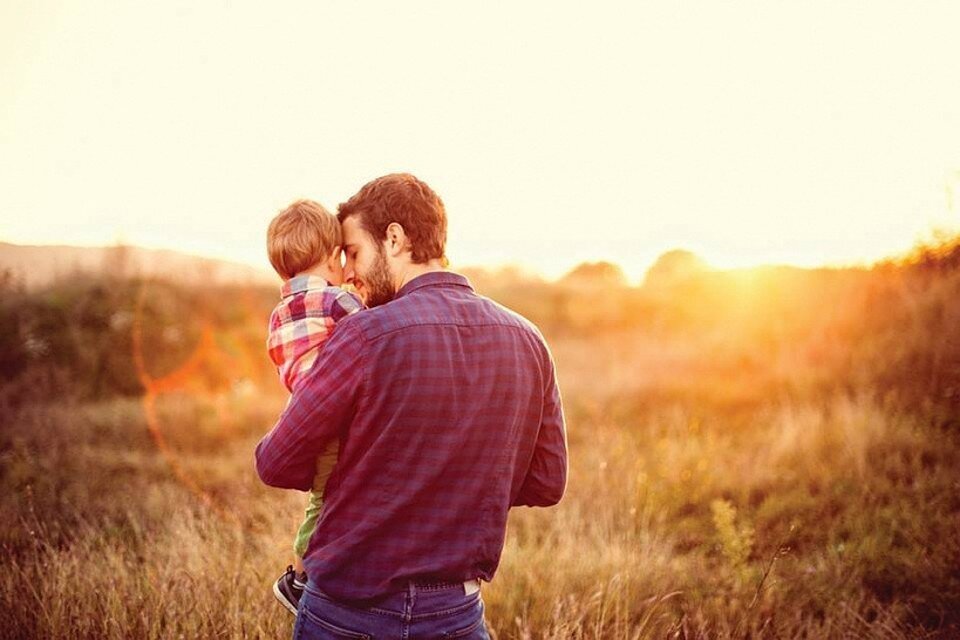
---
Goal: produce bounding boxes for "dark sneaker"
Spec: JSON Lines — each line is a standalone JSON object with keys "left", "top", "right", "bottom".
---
{"left": 273, "top": 565, "right": 306, "bottom": 615}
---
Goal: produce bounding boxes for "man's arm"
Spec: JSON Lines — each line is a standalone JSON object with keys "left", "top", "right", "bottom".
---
{"left": 513, "top": 346, "right": 568, "bottom": 507}
{"left": 255, "top": 321, "right": 364, "bottom": 490}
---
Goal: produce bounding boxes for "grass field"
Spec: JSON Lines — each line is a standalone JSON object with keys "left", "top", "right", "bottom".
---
{"left": 2, "top": 244, "right": 959, "bottom": 638}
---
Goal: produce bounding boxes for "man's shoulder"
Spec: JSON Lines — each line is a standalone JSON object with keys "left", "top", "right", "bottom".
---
{"left": 475, "top": 293, "right": 546, "bottom": 337}
{"left": 346, "top": 287, "right": 547, "bottom": 345}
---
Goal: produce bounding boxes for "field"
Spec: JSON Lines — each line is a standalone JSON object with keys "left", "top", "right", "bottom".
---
{"left": 1, "top": 242, "right": 959, "bottom": 639}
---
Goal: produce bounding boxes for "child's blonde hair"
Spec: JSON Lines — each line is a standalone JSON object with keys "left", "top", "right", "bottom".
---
{"left": 267, "top": 199, "right": 342, "bottom": 280}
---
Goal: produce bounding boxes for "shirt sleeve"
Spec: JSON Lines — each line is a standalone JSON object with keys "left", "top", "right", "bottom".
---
{"left": 255, "top": 320, "right": 365, "bottom": 490}
{"left": 330, "top": 289, "right": 364, "bottom": 322}
{"left": 512, "top": 342, "right": 568, "bottom": 507}
{"left": 265, "top": 304, "right": 285, "bottom": 369}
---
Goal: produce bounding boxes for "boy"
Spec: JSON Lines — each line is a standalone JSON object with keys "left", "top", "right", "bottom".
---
{"left": 264, "top": 199, "right": 363, "bottom": 614}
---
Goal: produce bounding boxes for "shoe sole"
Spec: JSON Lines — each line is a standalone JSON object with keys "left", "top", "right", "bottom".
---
{"left": 272, "top": 581, "right": 300, "bottom": 616}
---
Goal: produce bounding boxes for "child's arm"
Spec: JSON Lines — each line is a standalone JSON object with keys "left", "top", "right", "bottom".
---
{"left": 256, "top": 320, "right": 365, "bottom": 490}
{"left": 329, "top": 289, "right": 364, "bottom": 322}
{"left": 267, "top": 287, "right": 364, "bottom": 396}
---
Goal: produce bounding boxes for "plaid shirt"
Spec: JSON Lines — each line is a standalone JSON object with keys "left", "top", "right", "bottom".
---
{"left": 267, "top": 275, "right": 363, "bottom": 392}
{"left": 256, "top": 271, "right": 567, "bottom": 602}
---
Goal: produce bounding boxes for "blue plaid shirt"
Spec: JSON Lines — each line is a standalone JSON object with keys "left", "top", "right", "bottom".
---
{"left": 255, "top": 271, "right": 567, "bottom": 602}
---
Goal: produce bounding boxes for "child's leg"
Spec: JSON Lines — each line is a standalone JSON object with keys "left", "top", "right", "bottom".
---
{"left": 292, "top": 489, "right": 325, "bottom": 563}
{"left": 274, "top": 493, "right": 322, "bottom": 615}
{"left": 290, "top": 441, "right": 339, "bottom": 572}
{"left": 275, "top": 443, "right": 340, "bottom": 614}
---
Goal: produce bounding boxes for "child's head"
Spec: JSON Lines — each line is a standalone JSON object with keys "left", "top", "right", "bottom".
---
{"left": 267, "top": 199, "right": 343, "bottom": 283}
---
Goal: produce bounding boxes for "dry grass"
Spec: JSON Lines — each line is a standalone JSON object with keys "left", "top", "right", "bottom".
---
{"left": 2, "top": 245, "right": 960, "bottom": 638}
{"left": 2, "top": 387, "right": 958, "bottom": 638}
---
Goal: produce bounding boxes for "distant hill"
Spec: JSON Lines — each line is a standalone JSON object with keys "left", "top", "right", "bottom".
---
{"left": 0, "top": 242, "right": 276, "bottom": 290}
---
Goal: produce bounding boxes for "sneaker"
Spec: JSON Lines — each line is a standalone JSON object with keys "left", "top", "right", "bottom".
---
{"left": 272, "top": 565, "right": 306, "bottom": 615}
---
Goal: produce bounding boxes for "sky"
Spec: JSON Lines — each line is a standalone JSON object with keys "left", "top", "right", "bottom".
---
{"left": 2, "top": 1, "right": 959, "bottom": 282}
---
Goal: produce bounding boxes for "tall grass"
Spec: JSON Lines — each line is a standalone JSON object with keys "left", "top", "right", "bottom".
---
{"left": 2, "top": 240, "right": 960, "bottom": 638}
{"left": 3, "top": 393, "right": 957, "bottom": 637}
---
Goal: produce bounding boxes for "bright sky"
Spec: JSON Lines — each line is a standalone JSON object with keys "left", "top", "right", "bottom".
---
{"left": 2, "top": 2, "right": 959, "bottom": 282}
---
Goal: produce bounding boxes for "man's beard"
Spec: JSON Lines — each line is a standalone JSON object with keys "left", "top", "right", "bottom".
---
{"left": 361, "top": 246, "right": 396, "bottom": 308}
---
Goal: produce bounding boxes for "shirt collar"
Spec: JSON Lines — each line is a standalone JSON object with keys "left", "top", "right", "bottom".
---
{"left": 280, "top": 274, "right": 331, "bottom": 299}
{"left": 395, "top": 271, "right": 474, "bottom": 299}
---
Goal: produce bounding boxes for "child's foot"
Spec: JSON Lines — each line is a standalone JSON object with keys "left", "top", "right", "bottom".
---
{"left": 272, "top": 565, "right": 306, "bottom": 615}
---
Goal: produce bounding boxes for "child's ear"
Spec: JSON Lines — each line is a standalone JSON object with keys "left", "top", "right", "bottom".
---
{"left": 328, "top": 246, "right": 342, "bottom": 268}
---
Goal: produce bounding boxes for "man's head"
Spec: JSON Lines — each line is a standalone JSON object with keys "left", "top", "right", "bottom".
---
{"left": 337, "top": 173, "right": 447, "bottom": 307}
{"left": 267, "top": 199, "right": 343, "bottom": 282}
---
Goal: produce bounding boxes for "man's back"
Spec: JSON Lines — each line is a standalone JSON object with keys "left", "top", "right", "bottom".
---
{"left": 256, "top": 272, "right": 567, "bottom": 602}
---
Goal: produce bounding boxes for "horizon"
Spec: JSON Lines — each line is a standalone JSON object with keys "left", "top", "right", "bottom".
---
{"left": 1, "top": 234, "right": 944, "bottom": 288}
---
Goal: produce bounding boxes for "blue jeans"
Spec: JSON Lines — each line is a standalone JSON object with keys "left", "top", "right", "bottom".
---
{"left": 293, "top": 580, "right": 490, "bottom": 640}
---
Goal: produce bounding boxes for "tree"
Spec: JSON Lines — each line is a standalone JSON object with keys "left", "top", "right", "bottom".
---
{"left": 644, "top": 249, "right": 707, "bottom": 288}
{"left": 561, "top": 261, "right": 627, "bottom": 287}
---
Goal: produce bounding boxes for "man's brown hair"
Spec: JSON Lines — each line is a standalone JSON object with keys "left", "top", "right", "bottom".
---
{"left": 267, "top": 199, "right": 342, "bottom": 280}
{"left": 337, "top": 173, "right": 447, "bottom": 264}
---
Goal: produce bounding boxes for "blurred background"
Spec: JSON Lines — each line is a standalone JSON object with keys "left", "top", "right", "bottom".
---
{"left": 2, "top": 2, "right": 959, "bottom": 638}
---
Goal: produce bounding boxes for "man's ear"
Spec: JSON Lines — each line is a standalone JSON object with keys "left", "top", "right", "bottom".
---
{"left": 384, "top": 223, "right": 409, "bottom": 257}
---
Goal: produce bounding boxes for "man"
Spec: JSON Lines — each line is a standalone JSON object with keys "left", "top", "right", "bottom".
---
{"left": 255, "top": 173, "right": 567, "bottom": 639}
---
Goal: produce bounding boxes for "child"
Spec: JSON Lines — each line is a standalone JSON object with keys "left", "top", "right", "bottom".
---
{"left": 264, "top": 199, "right": 363, "bottom": 614}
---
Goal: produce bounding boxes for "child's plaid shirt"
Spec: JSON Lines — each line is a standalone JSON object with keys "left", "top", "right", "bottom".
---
{"left": 267, "top": 275, "right": 364, "bottom": 392}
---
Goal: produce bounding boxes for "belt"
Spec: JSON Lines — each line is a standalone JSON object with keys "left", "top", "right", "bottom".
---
{"left": 412, "top": 579, "right": 481, "bottom": 596}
